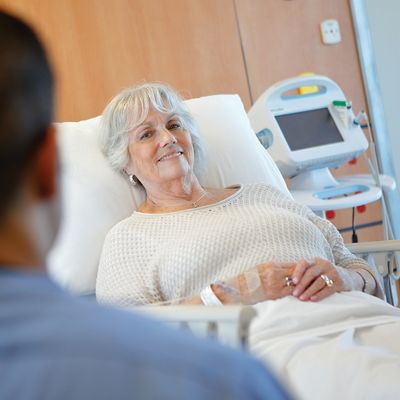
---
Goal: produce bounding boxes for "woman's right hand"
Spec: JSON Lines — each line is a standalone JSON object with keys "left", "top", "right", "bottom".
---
{"left": 213, "top": 262, "right": 296, "bottom": 305}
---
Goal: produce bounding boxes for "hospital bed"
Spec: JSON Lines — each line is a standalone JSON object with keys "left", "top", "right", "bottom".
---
{"left": 48, "top": 92, "right": 400, "bottom": 350}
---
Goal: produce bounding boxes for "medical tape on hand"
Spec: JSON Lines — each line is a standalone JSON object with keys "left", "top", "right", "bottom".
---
{"left": 243, "top": 269, "right": 261, "bottom": 293}
{"left": 214, "top": 269, "right": 262, "bottom": 304}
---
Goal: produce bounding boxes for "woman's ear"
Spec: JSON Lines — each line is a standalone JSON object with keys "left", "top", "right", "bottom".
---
{"left": 33, "top": 125, "right": 57, "bottom": 199}
{"left": 124, "top": 162, "right": 135, "bottom": 176}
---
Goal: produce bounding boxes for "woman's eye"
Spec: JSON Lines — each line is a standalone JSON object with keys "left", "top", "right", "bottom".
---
{"left": 168, "top": 121, "right": 182, "bottom": 130}
{"left": 139, "top": 131, "right": 153, "bottom": 140}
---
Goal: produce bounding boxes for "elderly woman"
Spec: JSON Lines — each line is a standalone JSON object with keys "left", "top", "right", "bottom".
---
{"left": 96, "top": 82, "right": 379, "bottom": 306}
{"left": 96, "top": 82, "right": 400, "bottom": 400}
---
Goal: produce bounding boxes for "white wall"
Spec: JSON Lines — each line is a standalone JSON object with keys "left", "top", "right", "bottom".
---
{"left": 364, "top": 0, "right": 400, "bottom": 182}
{"left": 351, "top": 0, "right": 400, "bottom": 238}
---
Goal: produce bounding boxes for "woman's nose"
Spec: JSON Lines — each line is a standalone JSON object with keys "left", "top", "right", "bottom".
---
{"left": 159, "top": 128, "right": 177, "bottom": 147}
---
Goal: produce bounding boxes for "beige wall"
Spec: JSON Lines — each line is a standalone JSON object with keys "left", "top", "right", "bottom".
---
{"left": 0, "top": 0, "right": 251, "bottom": 119}
{"left": 0, "top": 0, "right": 383, "bottom": 242}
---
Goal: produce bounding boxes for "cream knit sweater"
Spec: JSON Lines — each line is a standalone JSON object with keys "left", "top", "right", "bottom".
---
{"left": 96, "top": 184, "right": 378, "bottom": 306}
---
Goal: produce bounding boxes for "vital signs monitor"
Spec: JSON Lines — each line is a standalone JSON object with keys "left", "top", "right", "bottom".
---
{"left": 247, "top": 75, "right": 394, "bottom": 211}
{"left": 248, "top": 75, "right": 368, "bottom": 179}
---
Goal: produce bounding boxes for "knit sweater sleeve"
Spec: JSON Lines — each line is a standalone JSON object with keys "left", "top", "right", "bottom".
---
{"left": 306, "top": 210, "right": 384, "bottom": 299}
{"left": 96, "top": 220, "right": 165, "bottom": 306}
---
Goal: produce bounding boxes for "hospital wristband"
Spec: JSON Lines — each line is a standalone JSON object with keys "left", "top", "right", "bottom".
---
{"left": 200, "top": 285, "right": 223, "bottom": 306}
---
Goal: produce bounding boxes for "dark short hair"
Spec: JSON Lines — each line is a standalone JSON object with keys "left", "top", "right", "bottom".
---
{"left": 0, "top": 11, "right": 54, "bottom": 218}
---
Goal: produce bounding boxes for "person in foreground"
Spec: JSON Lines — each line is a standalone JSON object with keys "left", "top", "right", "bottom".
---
{"left": 0, "top": 10, "right": 293, "bottom": 400}
{"left": 97, "top": 82, "right": 400, "bottom": 400}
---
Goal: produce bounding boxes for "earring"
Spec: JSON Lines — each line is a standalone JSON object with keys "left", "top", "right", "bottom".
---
{"left": 128, "top": 174, "right": 138, "bottom": 186}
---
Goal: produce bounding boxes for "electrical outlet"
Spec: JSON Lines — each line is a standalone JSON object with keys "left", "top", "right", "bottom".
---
{"left": 320, "top": 19, "right": 341, "bottom": 45}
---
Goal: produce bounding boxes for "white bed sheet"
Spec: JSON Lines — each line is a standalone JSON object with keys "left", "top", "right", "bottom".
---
{"left": 250, "top": 292, "right": 400, "bottom": 400}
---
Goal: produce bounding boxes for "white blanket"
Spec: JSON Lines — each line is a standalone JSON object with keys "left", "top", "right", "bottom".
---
{"left": 249, "top": 292, "right": 400, "bottom": 400}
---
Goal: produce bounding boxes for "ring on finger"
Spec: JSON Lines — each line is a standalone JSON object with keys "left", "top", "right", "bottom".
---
{"left": 285, "top": 276, "right": 295, "bottom": 287}
{"left": 320, "top": 274, "right": 334, "bottom": 287}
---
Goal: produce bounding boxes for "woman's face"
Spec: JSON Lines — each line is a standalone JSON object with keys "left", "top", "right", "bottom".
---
{"left": 126, "top": 109, "right": 194, "bottom": 186}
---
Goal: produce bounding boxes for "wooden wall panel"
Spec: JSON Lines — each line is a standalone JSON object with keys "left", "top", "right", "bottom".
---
{"left": 235, "top": 0, "right": 383, "bottom": 242}
{"left": 0, "top": 0, "right": 384, "bottom": 241}
{"left": 0, "top": 0, "right": 250, "bottom": 120}
{"left": 235, "top": 0, "right": 364, "bottom": 107}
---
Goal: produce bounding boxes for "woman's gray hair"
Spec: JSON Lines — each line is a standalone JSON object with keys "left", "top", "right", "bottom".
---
{"left": 100, "top": 82, "right": 205, "bottom": 178}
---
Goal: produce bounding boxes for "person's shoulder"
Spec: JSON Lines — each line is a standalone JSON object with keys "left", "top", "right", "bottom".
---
{"left": 85, "top": 302, "right": 289, "bottom": 400}
{"left": 103, "top": 212, "right": 144, "bottom": 242}
{"left": 1, "top": 274, "right": 290, "bottom": 399}
{"left": 43, "top": 295, "right": 290, "bottom": 399}
{"left": 242, "top": 182, "right": 292, "bottom": 199}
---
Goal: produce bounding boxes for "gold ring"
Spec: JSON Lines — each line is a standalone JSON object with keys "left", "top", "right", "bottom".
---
{"left": 320, "top": 274, "right": 334, "bottom": 287}
{"left": 285, "top": 276, "right": 295, "bottom": 287}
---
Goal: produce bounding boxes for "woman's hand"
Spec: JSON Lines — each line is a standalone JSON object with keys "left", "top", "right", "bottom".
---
{"left": 291, "top": 258, "right": 353, "bottom": 302}
{"left": 213, "top": 262, "right": 297, "bottom": 305}
{"left": 204, "top": 258, "right": 366, "bottom": 306}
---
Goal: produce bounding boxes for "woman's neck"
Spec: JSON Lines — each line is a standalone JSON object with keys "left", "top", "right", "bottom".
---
{"left": 140, "top": 176, "right": 210, "bottom": 213}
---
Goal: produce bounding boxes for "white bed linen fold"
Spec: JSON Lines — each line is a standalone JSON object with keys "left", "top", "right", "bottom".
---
{"left": 250, "top": 292, "right": 400, "bottom": 400}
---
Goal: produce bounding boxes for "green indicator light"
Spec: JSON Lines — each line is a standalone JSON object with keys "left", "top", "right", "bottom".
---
{"left": 332, "top": 100, "right": 347, "bottom": 107}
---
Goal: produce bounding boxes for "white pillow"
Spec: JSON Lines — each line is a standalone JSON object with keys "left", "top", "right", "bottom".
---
{"left": 48, "top": 94, "right": 289, "bottom": 294}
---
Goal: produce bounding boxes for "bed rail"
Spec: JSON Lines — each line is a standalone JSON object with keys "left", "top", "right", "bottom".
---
{"left": 136, "top": 305, "right": 257, "bottom": 349}
{"left": 347, "top": 240, "right": 400, "bottom": 306}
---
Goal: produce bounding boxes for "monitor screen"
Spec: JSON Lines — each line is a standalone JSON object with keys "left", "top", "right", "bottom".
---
{"left": 275, "top": 108, "right": 344, "bottom": 151}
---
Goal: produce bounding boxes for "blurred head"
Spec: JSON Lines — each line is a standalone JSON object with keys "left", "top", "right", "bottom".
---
{"left": 0, "top": 11, "right": 57, "bottom": 263}
{"left": 100, "top": 82, "right": 205, "bottom": 187}
{"left": 0, "top": 10, "right": 54, "bottom": 219}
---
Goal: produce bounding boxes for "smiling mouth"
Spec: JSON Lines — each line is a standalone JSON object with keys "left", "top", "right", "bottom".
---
{"left": 157, "top": 151, "right": 183, "bottom": 162}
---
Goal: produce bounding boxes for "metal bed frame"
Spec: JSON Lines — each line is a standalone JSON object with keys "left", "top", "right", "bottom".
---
{"left": 347, "top": 240, "right": 400, "bottom": 306}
